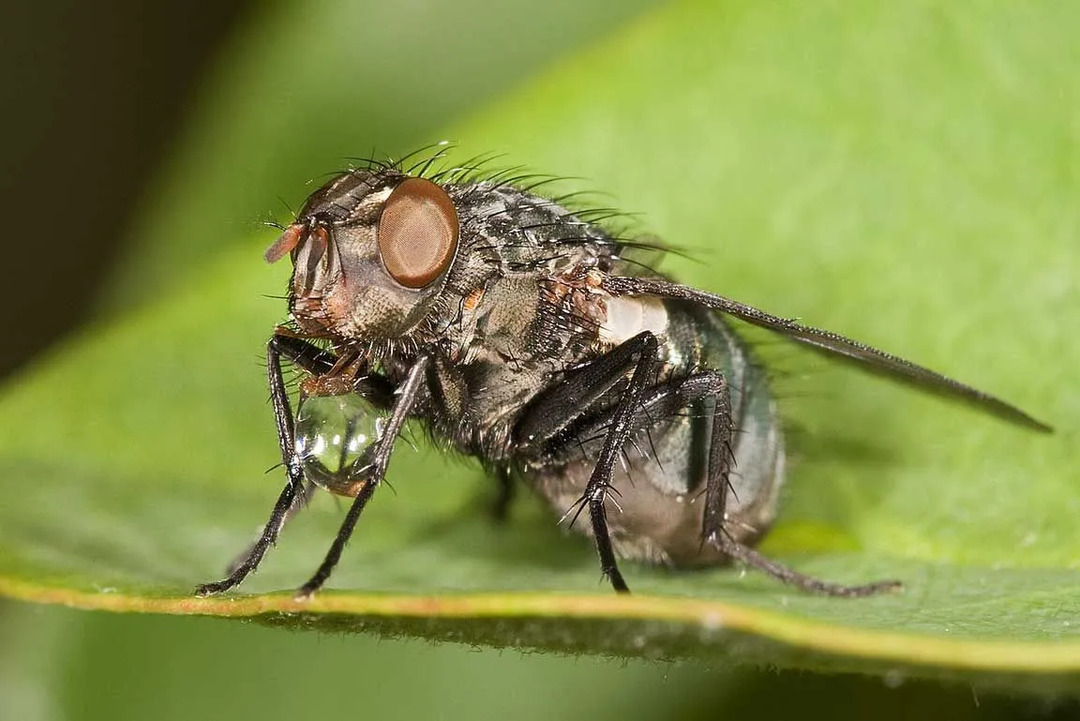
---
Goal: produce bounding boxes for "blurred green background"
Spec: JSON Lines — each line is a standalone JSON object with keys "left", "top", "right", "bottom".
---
{"left": 1, "top": 0, "right": 1077, "bottom": 718}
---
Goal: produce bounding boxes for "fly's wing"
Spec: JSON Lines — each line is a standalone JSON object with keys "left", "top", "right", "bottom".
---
{"left": 601, "top": 276, "right": 1051, "bottom": 432}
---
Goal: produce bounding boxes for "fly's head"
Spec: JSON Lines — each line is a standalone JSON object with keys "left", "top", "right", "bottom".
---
{"left": 264, "top": 169, "right": 461, "bottom": 344}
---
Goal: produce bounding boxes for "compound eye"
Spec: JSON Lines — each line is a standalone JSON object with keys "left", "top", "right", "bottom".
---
{"left": 377, "top": 177, "right": 459, "bottom": 288}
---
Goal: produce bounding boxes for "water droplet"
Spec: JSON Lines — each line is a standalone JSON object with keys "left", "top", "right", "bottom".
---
{"left": 294, "top": 392, "right": 389, "bottom": 495}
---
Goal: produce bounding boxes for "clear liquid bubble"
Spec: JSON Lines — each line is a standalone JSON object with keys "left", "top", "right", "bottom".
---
{"left": 294, "top": 392, "right": 388, "bottom": 496}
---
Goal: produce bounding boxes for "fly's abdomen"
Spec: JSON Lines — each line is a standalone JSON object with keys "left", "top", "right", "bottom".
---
{"left": 524, "top": 299, "right": 785, "bottom": 567}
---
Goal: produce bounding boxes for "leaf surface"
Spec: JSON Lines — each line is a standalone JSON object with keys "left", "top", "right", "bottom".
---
{"left": 1, "top": 0, "right": 1077, "bottom": 679}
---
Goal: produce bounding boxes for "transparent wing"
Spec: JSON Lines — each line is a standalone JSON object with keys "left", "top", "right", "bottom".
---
{"left": 602, "top": 275, "right": 1051, "bottom": 432}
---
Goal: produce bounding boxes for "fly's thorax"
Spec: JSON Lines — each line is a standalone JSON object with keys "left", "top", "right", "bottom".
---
{"left": 451, "top": 273, "right": 715, "bottom": 453}
{"left": 467, "top": 268, "right": 659, "bottom": 373}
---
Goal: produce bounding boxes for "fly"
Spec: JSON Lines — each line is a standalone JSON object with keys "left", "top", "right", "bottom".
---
{"left": 196, "top": 150, "right": 1051, "bottom": 599}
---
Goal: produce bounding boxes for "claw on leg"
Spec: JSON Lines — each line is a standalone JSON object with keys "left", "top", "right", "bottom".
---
{"left": 711, "top": 531, "right": 902, "bottom": 598}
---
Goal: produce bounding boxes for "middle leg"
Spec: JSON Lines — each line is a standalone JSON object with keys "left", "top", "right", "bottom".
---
{"left": 516, "top": 331, "right": 663, "bottom": 593}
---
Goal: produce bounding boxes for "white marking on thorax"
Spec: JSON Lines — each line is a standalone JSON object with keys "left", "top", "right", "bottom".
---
{"left": 598, "top": 295, "right": 669, "bottom": 345}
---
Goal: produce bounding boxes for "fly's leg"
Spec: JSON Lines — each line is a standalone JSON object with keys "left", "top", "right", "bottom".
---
{"left": 516, "top": 331, "right": 662, "bottom": 593}
{"left": 709, "top": 534, "right": 900, "bottom": 597}
{"left": 196, "top": 334, "right": 326, "bottom": 595}
{"left": 223, "top": 479, "right": 317, "bottom": 577}
{"left": 295, "top": 354, "right": 431, "bottom": 599}
{"left": 522, "top": 353, "right": 900, "bottom": 597}
{"left": 695, "top": 373, "right": 734, "bottom": 558}
{"left": 695, "top": 379, "right": 901, "bottom": 597}
{"left": 198, "top": 332, "right": 396, "bottom": 595}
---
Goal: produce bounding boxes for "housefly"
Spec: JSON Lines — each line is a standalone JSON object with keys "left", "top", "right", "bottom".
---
{"left": 196, "top": 150, "right": 1051, "bottom": 599}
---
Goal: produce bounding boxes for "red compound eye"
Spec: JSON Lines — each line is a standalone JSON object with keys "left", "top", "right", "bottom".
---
{"left": 377, "top": 177, "right": 459, "bottom": 288}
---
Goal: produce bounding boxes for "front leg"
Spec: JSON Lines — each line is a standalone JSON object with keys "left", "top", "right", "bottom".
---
{"left": 295, "top": 353, "right": 431, "bottom": 598}
{"left": 197, "top": 331, "right": 395, "bottom": 596}
{"left": 196, "top": 333, "right": 321, "bottom": 595}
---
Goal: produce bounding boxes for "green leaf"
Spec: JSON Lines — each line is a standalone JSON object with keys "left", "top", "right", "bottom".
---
{"left": 2, "top": 0, "right": 1077, "bottom": 681}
